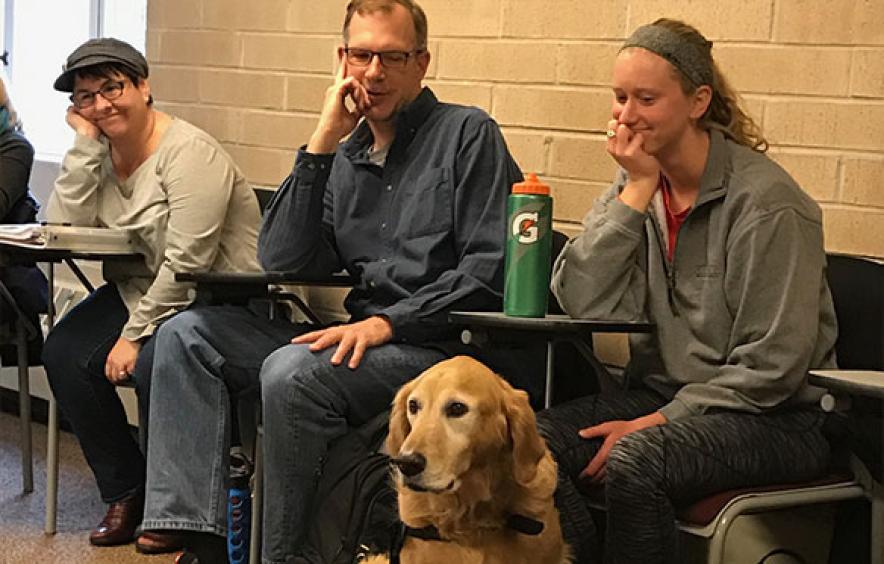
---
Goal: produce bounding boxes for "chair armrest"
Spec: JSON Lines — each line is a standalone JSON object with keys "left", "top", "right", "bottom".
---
{"left": 808, "top": 370, "right": 884, "bottom": 401}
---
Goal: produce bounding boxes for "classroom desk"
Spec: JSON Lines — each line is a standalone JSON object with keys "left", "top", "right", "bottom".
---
{"left": 176, "top": 270, "right": 356, "bottom": 323}
{"left": 809, "top": 369, "right": 884, "bottom": 564}
{"left": 448, "top": 311, "right": 653, "bottom": 408}
{"left": 0, "top": 241, "right": 141, "bottom": 534}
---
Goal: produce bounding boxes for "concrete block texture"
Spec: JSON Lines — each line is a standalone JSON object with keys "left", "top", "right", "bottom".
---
{"left": 842, "top": 158, "right": 884, "bottom": 208}
{"left": 145, "top": 0, "right": 884, "bottom": 259}
{"left": 158, "top": 30, "right": 242, "bottom": 67}
{"left": 766, "top": 100, "right": 884, "bottom": 152}
{"left": 203, "top": 0, "right": 293, "bottom": 31}
{"left": 851, "top": 49, "right": 884, "bottom": 98}
{"left": 775, "top": 0, "right": 884, "bottom": 45}
{"left": 501, "top": 0, "right": 628, "bottom": 40}
{"left": 148, "top": 0, "right": 201, "bottom": 29}
{"left": 822, "top": 205, "right": 884, "bottom": 257}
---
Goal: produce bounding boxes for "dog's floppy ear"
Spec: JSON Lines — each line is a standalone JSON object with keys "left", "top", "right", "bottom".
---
{"left": 505, "top": 386, "right": 548, "bottom": 486}
{"left": 386, "top": 377, "right": 417, "bottom": 456}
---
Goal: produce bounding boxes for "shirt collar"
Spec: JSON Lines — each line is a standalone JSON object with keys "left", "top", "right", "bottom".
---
{"left": 343, "top": 87, "right": 438, "bottom": 161}
{"left": 695, "top": 128, "right": 731, "bottom": 207}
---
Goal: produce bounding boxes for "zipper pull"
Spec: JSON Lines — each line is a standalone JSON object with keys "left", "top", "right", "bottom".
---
{"left": 667, "top": 267, "right": 680, "bottom": 317}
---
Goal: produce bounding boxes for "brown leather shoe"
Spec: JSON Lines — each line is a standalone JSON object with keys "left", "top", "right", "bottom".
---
{"left": 135, "top": 530, "right": 186, "bottom": 554}
{"left": 88, "top": 493, "right": 144, "bottom": 546}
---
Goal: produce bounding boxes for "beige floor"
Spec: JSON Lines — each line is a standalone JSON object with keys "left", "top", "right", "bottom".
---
{"left": 0, "top": 410, "right": 170, "bottom": 563}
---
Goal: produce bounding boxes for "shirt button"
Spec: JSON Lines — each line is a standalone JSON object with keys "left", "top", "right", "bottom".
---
{"left": 381, "top": 258, "right": 388, "bottom": 263}
{"left": 307, "top": 163, "right": 315, "bottom": 170}
{"left": 386, "top": 185, "right": 393, "bottom": 192}
{"left": 369, "top": 281, "right": 376, "bottom": 288}
{"left": 381, "top": 222, "right": 387, "bottom": 230}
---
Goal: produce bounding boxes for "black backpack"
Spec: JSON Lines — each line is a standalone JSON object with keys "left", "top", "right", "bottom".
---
{"left": 0, "top": 191, "right": 48, "bottom": 366}
{"left": 296, "top": 410, "right": 400, "bottom": 564}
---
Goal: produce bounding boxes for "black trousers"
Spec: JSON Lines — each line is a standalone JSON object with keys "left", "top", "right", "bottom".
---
{"left": 43, "top": 284, "right": 156, "bottom": 503}
{"left": 536, "top": 389, "right": 832, "bottom": 564}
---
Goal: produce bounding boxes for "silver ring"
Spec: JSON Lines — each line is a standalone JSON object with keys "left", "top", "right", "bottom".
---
{"left": 606, "top": 129, "right": 616, "bottom": 138}
{"left": 118, "top": 370, "right": 128, "bottom": 377}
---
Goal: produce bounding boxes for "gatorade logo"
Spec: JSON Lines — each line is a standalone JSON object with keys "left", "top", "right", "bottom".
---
{"left": 512, "top": 212, "right": 539, "bottom": 244}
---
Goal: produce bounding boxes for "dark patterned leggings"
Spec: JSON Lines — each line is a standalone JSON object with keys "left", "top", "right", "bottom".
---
{"left": 536, "top": 389, "right": 832, "bottom": 564}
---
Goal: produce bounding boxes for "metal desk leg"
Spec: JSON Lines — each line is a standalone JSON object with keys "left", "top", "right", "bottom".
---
{"left": 17, "top": 318, "right": 33, "bottom": 493}
{"left": 249, "top": 427, "right": 263, "bottom": 564}
{"left": 44, "top": 262, "right": 58, "bottom": 535}
{"left": 544, "top": 341, "right": 554, "bottom": 409}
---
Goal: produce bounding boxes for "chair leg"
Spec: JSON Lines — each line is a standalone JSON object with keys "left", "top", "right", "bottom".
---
{"left": 16, "top": 318, "right": 33, "bottom": 493}
{"left": 249, "top": 427, "right": 263, "bottom": 564}
{"left": 44, "top": 397, "right": 59, "bottom": 534}
{"left": 44, "top": 263, "right": 59, "bottom": 535}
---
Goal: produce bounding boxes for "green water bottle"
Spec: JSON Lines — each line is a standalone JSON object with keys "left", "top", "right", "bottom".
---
{"left": 504, "top": 173, "right": 553, "bottom": 317}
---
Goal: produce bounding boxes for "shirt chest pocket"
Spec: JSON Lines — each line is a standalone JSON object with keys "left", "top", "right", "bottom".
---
{"left": 397, "top": 167, "right": 453, "bottom": 238}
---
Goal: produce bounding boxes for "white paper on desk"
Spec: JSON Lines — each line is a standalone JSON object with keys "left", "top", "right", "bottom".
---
{"left": 0, "top": 223, "right": 137, "bottom": 253}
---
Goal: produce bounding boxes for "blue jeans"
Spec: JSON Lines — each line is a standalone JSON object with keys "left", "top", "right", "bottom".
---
{"left": 42, "top": 284, "right": 156, "bottom": 503}
{"left": 141, "top": 304, "right": 446, "bottom": 564}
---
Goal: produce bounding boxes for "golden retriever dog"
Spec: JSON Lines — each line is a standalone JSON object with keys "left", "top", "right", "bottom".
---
{"left": 364, "top": 355, "right": 570, "bottom": 564}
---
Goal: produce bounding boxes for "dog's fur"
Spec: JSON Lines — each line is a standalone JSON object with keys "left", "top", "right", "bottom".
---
{"left": 365, "top": 356, "right": 570, "bottom": 564}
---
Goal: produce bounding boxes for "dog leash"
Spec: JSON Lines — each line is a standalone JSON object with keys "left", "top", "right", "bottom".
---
{"left": 388, "top": 514, "right": 544, "bottom": 563}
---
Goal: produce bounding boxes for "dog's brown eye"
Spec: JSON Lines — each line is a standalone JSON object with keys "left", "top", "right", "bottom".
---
{"left": 408, "top": 398, "right": 421, "bottom": 414}
{"left": 445, "top": 401, "right": 468, "bottom": 418}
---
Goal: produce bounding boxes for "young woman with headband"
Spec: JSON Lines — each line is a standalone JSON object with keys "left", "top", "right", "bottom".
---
{"left": 538, "top": 19, "right": 837, "bottom": 563}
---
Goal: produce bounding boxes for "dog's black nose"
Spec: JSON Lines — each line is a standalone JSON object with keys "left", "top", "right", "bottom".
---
{"left": 392, "top": 453, "right": 426, "bottom": 477}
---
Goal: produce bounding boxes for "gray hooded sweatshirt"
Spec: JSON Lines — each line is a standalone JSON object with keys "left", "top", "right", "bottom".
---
{"left": 552, "top": 130, "right": 837, "bottom": 421}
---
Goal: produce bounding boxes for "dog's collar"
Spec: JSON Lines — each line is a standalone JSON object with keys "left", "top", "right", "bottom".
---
{"left": 389, "top": 516, "right": 544, "bottom": 564}
{"left": 405, "top": 513, "right": 544, "bottom": 541}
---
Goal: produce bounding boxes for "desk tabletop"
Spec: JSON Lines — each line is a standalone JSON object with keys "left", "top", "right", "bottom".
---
{"left": 0, "top": 242, "right": 140, "bottom": 263}
{"left": 176, "top": 270, "right": 356, "bottom": 287}
{"left": 449, "top": 311, "right": 654, "bottom": 334}
{"left": 808, "top": 370, "right": 884, "bottom": 400}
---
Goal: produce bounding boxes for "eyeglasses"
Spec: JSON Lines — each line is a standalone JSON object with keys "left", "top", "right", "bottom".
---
{"left": 343, "top": 47, "right": 424, "bottom": 69}
{"left": 70, "top": 80, "right": 126, "bottom": 109}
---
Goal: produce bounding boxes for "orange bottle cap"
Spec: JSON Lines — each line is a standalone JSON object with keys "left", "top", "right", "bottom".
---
{"left": 512, "top": 173, "right": 550, "bottom": 196}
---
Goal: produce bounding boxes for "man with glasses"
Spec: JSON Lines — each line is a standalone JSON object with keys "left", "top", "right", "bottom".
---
{"left": 141, "top": 1, "right": 522, "bottom": 561}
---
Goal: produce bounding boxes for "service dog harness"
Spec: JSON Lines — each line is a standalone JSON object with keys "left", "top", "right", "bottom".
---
{"left": 388, "top": 514, "right": 544, "bottom": 564}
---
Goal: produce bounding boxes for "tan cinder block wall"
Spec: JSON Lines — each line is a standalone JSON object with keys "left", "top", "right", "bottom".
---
{"left": 148, "top": 0, "right": 884, "bottom": 260}
{"left": 147, "top": 0, "right": 883, "bottom": 364}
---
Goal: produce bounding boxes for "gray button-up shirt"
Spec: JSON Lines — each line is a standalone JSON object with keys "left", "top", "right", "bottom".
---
{"left": 259, "top": 88, "right": 522, "bottom": 343}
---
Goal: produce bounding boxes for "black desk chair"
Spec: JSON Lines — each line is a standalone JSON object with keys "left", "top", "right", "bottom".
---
{"left": 0, "top": 275, "right": 46, "bottom": 493}
{"left": 676, "top": 253, "right": 882, "bottom": 563}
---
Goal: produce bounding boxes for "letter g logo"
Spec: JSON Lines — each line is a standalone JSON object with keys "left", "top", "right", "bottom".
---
{"left": 512, "top": 212, "right": 539, "bottom": 244}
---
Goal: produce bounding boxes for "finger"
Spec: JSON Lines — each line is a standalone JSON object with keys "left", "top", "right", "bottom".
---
{"left": 581, "top": 440, "right": 613, "bottom": 479}
{"left": 578, "top": 422, "right": 612, "bottom": 439}
{"left": 336, "top": 52, "right": 347, "bottom": 81}
{"left": 348, "top": 339, "right": 366, "bottom": 370}
{"left": 625, "top": 131, "right": 645, "bottom": 156}
{"left": 292, "top": 329, "right": 325, "bottom": 344}
{"left": 605, "top": 119, "right": 618, "bottom": 144}
{"left": 352, "top": 80, "right": 371, "bottom": 112}
{"left": 330, "top": 333, "right": 356, "bottom": 365}
{"left": 307, "top": 331, "right": 341, "bottom": 351}
{"left": 590, "top": 464, "right": 607, "bottom": 485}
{"left": 615, "top": 123, "right": 633, "bottom": 153}
{"left": 104, "top": 362, "right": 114, "bottom": 381}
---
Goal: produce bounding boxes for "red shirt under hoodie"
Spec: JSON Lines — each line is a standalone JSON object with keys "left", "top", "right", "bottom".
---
{"left": 660, "top": 176, "right": 691, "bottom": 262}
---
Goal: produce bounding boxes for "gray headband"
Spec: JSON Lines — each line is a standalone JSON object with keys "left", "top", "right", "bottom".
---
{"left": 622, "top": 24, "right": 713, "bottom": 87}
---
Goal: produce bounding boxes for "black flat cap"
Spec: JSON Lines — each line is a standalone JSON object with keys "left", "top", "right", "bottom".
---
{"left": 54, "top": 37, "right": 148, "bottom": 92}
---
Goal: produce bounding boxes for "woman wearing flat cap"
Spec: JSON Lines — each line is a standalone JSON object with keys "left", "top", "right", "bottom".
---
{"left": 537, "top": 19, "right": 837, "bottom": 563}
{"left": 42, "top": 37, "right": 261, "bottom": 553}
